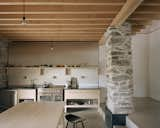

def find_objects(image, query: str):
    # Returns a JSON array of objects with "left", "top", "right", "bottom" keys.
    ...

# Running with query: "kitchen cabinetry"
[
  {"left": 0, "top": 89, "right": 17, "bottom": 111},
  {"left": 17, "top": 89, "right": 36, "bottom": 103},
  {"left": 37, "top": 86, "right": 64, "bottom": 102},
  {"left": 64, "top": 89, "right": 100, "bottom": 112}
]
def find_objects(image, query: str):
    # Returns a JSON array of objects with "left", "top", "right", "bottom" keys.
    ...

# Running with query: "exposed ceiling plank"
[
  {"left": 0, "top": 0, "right": 158, "bottom": 41},
  {"left": 0, "top": 0, "right": 125, "bottom": 6},
  {"left": 0, "top": 13, "right": 159, "bottom": 20},
  {"left": 136, "top": 5, "right": 160, "bottom": 13},
  {"left": 0, "top": 20, "right": 111, "bottom": 24},
  {"left": 1, "top": 5, "right": 160, "bottom": 14},
  {"left": 127, "top": 20, "right": 151, "bottom": 25},
  {"left": 0, "top": 5, "right": 122, "bottom": 12},
  {"left": 0, "top": 20, "right": 147, "bottom": 25},
  {"left": 0, "top": 24, "right": 109, "bottom": 26},
  {"left": 0, "top": 28, "right": 106, "bottom": 31},
  {"left": 6, "top": 36, "right": 101, "bottom": 41},
  {"left": 0, "top": 31, "right": 104, "bottom": 34},
  {"left": 0, "top": 14, "right": 116, "bottom": 19},
  {"left": 142, "top": 0, "right": 160, "bottom": 6},
  {"left": 11, "top": 39, "right": 100, "bottom": 42},
  {"left": 130, "top": 14, "right": 160, "bottom": 20},
  {"left": 2, "top": 34, "right": 103, "bottom": 37},
  {"left": 0, "top": 11, "right": 119, "bottom": 15},
  {"left": 1, "top": 31, "right": 103, "bottom": 35},
  {"left": 0, "top": 18, "right": 113, "bottom": 21}
]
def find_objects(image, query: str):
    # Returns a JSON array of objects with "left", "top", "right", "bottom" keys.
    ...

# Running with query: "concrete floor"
[
  {"left": 65, "top": 108, "right": 105, "bottom": 128},
  {"left": 128, "top": 98, "right": 160, "bottom": 128},
  {"left": 65, "top": 109, "right": 127, "bottom": 128},
  {"left": 64, "top": 97, "right": 160, "bottom": 128}
]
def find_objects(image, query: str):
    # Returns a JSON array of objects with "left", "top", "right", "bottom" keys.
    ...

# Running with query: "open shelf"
[{"left": 64, "top": 89, "right": 100, "bottom": 112}]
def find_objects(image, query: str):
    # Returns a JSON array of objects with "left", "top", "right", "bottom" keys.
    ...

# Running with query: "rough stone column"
[{"left": 105, "top": 23, "right": 133, "bottom": 114}]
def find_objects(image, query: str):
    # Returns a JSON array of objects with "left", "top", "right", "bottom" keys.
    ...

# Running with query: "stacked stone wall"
[{"left": 105, "top": 23, "right": 133, "bottom": 114}]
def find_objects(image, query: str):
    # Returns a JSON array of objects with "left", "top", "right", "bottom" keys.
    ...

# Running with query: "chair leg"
[
  {"left": 66, "top": 121, "right": 69, "bottom": 128},
  {"left": 73, "top": 123, "right": 76, "bottom": 128},
  {"left": 81, "top": 121, "right": 85, "bottom": 128}
]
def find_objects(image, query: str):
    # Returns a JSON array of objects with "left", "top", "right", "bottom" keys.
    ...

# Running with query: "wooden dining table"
[{"left": 0, "top": 102, "right": 64, "bottom": 128}]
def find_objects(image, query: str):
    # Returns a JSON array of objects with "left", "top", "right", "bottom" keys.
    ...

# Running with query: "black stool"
[{"left": 65, "top": 114, "right": 86, "bottom": 128}]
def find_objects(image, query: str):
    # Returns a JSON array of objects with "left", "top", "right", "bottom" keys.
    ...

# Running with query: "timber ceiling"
[{"left": 0, "top": 0, "right": 159, "bottom": 42}]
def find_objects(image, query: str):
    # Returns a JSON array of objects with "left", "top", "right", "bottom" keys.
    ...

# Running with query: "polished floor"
[{"left": 128, "top": 98, "right": 160, "bottom": 128}]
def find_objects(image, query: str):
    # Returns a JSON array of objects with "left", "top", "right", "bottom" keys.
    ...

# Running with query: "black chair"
[{"left": 65, "top": 114, "right": 86, "bottom": 128}]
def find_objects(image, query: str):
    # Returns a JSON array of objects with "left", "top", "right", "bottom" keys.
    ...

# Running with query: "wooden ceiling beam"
[
  {"left": 0, "top": 20, "right": 148, "bottom": 26},
  {"left": 0, "top": 5, "right": 122, "bottom": 12},
  {"left": 0, "top": 31, "right": 104, "bottom": 34},
  {"left": 130, "top": 14, "right": 160, "bottom": 20},
  {"left": 134, "top": 6, "right": 160, "bottom": 14},
  {"left": 0, "top": 11, "right": 118, "bottom": 15},
  {"left": 0, "top": 20, "right": 111, "bottom": 24},
  {"left": 0, "top": 0, "right": 125, "bottom": 6},
  {"left": 0, "top": 13, "right": 159, "bottom": 20},
  {"left": 0, "top": 5, "right": 160, "bottom": 14},
  {"left": 6, "top": 38, "right": 101, "bottom": 41},
  {"left": 0, "top": 0, "right": 158, "bottom": 42},
  {"left": 136, "top": 6, "right": 160, "bottom": 12},
  {"left": 0, "top": 23, "right": 109, "bottom": 26},
  {"left": 0, "top": 26, "right": 108, "bottom": 30},
  {"left": 0, "top": 28, "right": 106, "bottom": 31},
  {"left": 111, "top": 0, "right": 144, "bottom": 27},
  {"left": 127, "top": 20, "right": 151, "bottom": 25},
  {"left": 0, "top": 18, "right": 113, "bottom": 21},
  {"left": 2, "top": 33, "right": 103, "bottom": 37},
  {"left": 6, "top": 36, "right": 101, "bottom": 41},
  {"left": 0, "top": 14, "right": 116, "bottom": 19},
  {"left": 10, "top": 38, "right": 99, "bottom": 40},
  {"left": 99, "top": 0, "right": 143, "bottom": 44},
  {"left": 142, "top": 0, "right": 160, "bottom": 6},
  {"left": 10, "top": 38, "right": 100, "bottom": 42},
  {"left": 1, "top": 5, "right": 160, "bottom": 14}
]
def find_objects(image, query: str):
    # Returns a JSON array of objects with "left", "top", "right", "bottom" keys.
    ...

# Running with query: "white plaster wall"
[
  {"left": 132, "top": 20, "right": 160, "bottom": 100},
  {"left": 148, "top": 21, "right": 160, "bottom": 101},
  {"left": 7, "top": 42, "right": 99, "bottom": 89},
  {"left": 99, "top": 44, "right": 107, "bottom": 103},
  {"left": 132, "top": 34, "right": 149, "bottom": 97},
  {"left": 7, "top": 67, "right": 99, "bottom": 88},
  {"left": 9, "top": 42, "right": 98, "bottom": 66},
  {"left": 99, "top": 44, "right": 107, "bottom": 87}
]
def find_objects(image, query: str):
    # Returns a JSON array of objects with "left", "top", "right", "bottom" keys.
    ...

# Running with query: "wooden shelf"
[{"left": 6, "top": 65, "right": 98, "bottom": 69}]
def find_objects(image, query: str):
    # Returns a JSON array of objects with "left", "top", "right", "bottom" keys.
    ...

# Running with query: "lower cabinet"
[
  {"left": 64, "top": 89, "right": 100, "bottom": 112},
  {"left": 37, "top": 86, "right": 64, "bottom": 102},
  {"left": 17, "top": 89, "right": 36, "bottom": 103},
  {"left": 0, "top": 90, "right": 18, "bottom": 112}
]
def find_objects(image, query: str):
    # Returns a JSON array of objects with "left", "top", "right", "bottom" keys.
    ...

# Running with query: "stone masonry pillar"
[{"left": 105, "top": 23, "right": 133, "bottom": 114}]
